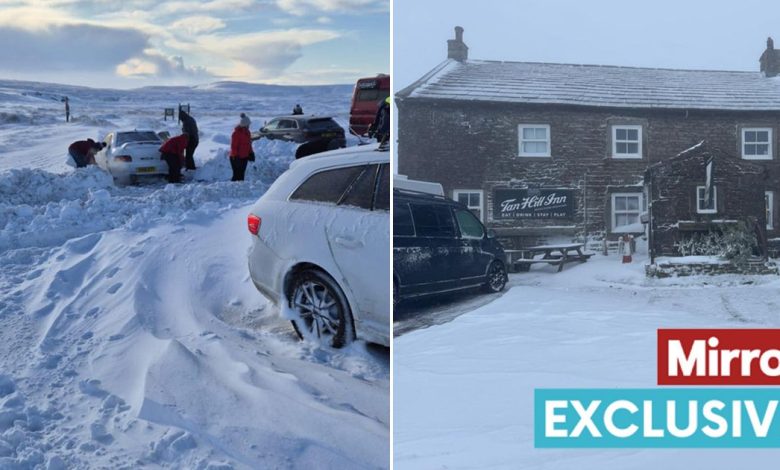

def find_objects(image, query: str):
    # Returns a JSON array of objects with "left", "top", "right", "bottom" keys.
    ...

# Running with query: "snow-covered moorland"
[{"left": 0, "top": 80, "right": 388, "bottom": 469}]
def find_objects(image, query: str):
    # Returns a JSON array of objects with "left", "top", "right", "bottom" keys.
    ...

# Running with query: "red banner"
[{"left": 658, "top": 329, "right": 780, "bottom": 385}]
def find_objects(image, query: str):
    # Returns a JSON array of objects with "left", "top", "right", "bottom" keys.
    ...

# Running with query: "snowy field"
[
  {"left": 0, "top": 80, "right": 388, "bottom": 469},
  {"left": 394, "top": 251, "right": 780, "bottom": 469}
]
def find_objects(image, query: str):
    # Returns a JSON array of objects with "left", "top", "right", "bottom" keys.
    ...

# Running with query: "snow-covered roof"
[{"left": 397, "top": 59, "right": 780, "bottom": 111}]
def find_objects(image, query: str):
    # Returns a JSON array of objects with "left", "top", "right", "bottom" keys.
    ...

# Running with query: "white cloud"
[
  {"left": 201, "top": 29, "right": 340, "bottom": 79},
  {"left": 171, "top": 16, "right": 226, "bottom": 35},
  {"left": 116, "top": 50, "right": 213, "bottom": 80},
  {"left": 275, "top": 0, "right": 387, "bottom": 15},
  {"left": 180, "top": 28, "right": 341, "bottom": 79},
  {"left": 158, "top": 0, "right": 258, "bottom": 15}
]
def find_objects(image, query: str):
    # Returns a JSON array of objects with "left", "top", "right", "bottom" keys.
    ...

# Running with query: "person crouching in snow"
[
  {"left": 159, "top": 132, "right": 189, "bottom": 183},
  {"left": 230, "top": 113, "right": 254, "bottom": 182},
  {"left": 68, "top": 138, "right": 102, "bottom": 168}
]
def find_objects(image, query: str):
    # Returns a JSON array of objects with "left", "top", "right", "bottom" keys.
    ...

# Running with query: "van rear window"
[
  {"left": 410, "top": 204, "right": 456, "bottom": 238},
  {"left": 356, "top": 89, "right": 390, "bottom": 103}
]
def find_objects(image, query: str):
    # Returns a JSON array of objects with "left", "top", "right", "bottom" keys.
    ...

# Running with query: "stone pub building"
[{"left": 396, "top": 28, "right": 780, "bottom": 256}]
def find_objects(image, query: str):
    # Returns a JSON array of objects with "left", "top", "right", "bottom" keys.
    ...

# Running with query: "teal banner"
[{"left": 535, "top": 388, "right": 780, "bottom": 447}]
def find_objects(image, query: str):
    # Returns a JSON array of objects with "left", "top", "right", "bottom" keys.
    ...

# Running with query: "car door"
[
  {"left": 325, "top": 163, "right": 389, "bottom": 338},
  {"left": 408, "top": 202, "right": 460, "bottom": 293},
  {"left": 393, "top": 199, "right": 431, "bottom": 295},
  {"left": 262, "top": 119, "right": 280, "bottom": 138},
  {"left": 279, "top": 119, "right": 298, "bottom": 141},
  {"left": 453, "top": 208, "right": 490, "bottom": 283}
]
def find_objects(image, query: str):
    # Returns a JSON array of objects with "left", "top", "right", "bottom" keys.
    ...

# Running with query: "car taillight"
[
  {"left": 113, "top": 155, "right": 133, "bottom": 162},
  {"left": 247, "top": 214, "right": 261, "bottom": 235}
]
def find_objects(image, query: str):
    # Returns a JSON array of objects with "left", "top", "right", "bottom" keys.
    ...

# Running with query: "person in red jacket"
[
  {"left": 230, "top": 113, "right": 254, "bottom": 181},
  {"left": 159, "top": 132, "right": 189, "bottom": 183}
]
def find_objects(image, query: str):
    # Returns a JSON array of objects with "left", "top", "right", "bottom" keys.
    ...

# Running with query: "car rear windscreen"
[
  {"left": 305, "top": 118, "right": 340, "bottom": 131},
  {"left": 116, "top": 131, "right": 161, "bottom": 146}
]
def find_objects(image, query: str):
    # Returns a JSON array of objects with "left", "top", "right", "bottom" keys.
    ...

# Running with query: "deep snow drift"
[
  {"left": 0, "top": 79, "right": 388, "bottom": 469},
  {"left": 394, "top": 253, "right": 780, "bottom": 470}
]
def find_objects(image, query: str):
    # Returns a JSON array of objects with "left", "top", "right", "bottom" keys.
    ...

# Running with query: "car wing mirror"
[{"left": 486, "top": 229, "right": 497, "bottom": 238}]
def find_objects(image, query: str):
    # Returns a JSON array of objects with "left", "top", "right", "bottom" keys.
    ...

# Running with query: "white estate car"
[
  {"left": 247, "top": 144, "right": 390, "bottom": 347},
  {"left": 95, "top": 130, "right": 167, "bottom": 184}
]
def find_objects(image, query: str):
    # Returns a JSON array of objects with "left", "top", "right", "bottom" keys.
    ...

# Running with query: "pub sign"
[{"left": 493, "top": 188, "right": 574, "bottom": 219}]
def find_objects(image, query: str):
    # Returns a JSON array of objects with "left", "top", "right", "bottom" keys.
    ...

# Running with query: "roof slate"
[{"left": 397, "top": 59, "right": 780, "bottom": 111}]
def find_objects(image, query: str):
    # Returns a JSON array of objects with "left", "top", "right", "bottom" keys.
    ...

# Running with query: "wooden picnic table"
[{"left": 512, "top": 243, "right": 594, "bottom": 273}]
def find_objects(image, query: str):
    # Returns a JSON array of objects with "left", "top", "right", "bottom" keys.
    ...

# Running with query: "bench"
[{"left": 512, "top": 243, "right": 594, "bottom": 273}]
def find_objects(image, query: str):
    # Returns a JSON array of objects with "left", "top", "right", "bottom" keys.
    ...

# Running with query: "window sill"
[
  {"left": 610, "top": 155, "right": 643, "bottom": 160},
  {"left": 517, "top": 154, "right": 552, "bottom": 158},
  {"left": 741, "top": 155, "right": 773, "bottom": 160},
  {"left": 696, "top": 210, "right": 718, "bottom": 215}
]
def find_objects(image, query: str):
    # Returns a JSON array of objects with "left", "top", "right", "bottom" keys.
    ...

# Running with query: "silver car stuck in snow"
[{"left": 247, "top": 144, "right": 390, "bottom": 347}]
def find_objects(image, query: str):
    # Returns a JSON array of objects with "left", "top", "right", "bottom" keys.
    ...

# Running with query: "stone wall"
[{"left": 396, "top": 99, "right": 780, "bottom": 243}]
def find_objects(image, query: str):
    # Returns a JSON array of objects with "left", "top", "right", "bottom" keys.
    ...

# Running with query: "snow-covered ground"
[
  {"left": 0, "top": 79, "right": 388, "bottom": 469},
  {"left": 394, "top": 251, "right": 780, "bottom": 469}
]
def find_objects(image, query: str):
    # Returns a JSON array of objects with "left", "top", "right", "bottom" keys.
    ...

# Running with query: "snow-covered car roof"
[{"left": 289, "top": 142, "right": 387, "bottom": 169}]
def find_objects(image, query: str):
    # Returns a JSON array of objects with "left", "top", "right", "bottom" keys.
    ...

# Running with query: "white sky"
[{"left": 393, "top": 0, "right": 780, "bottom": 91}]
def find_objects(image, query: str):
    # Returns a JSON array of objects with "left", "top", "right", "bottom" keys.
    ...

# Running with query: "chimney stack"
[
  {"left": 447, "top": 26, "right": 468, "bottom": 62},
  {"left": 760, "top": 36, "right": 780, "bottom": 77}
]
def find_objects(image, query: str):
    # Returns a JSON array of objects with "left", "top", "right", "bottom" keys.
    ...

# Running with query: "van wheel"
[
  {"left": 288, "top": 269, "right": 355, "bottom": 348},
  {"left": 484, "top": 261, "right": 507, "bottom": 293}
]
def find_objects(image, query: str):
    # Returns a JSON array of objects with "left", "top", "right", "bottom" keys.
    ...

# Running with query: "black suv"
[
  {"left": 393, "top": 189, "right": 507, "bottom": 305},
  {"left": 254, "top": 115, "right": 346, "bottom": 158}
]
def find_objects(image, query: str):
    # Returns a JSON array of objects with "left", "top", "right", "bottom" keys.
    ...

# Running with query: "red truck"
[{"left": 349, "top": 74, "right": 390, "bottom": 136}]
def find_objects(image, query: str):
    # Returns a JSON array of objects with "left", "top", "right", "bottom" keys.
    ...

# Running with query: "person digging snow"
[
  {"left": 67, "top": 138, "right": 103, "bottom": 168},
  {"left": 292, "top": 104, "right": 303, "bottom": 115},
  {"left": 229, "top": 113, "right": 254, "bottom": 182},
  {"left": 179, "top": 107, "right": 199, "bottom": 170},
  {"left": 369, "top": 96, "right": 390, "bottom": 143},
  {"left": 159, "top": 132, "right": 189, "bottom": 183}
]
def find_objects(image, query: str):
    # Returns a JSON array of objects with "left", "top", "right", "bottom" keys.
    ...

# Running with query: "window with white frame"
[
  {"left": 611, "top": 125, "right": 642, "bottom": 159},
  {"left": 611, "top": 193, "right": 643, "bottom": 232},
  {"left": 742, "top": 128, "right": 772, "bottom": 160},
  {"left": 518, "top": 124, "right": 550, "bottom": 157},
  {"left": 767, "top": 191, "right": 774, "bottom": 230},
  {"left": 696, "top": 186, "right": 718, "bottom": 214},
  {"left": 453, "top": 189, "right": 484, "bottom": 221}
]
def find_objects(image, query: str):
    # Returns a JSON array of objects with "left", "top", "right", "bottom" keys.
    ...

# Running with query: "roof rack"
[{"left": 393, "top": 187, "right": 450, "bottom": 200}]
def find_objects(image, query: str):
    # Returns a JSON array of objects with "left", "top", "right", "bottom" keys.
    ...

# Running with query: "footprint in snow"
[
  {"left": 106, "top": 267, "right": 120, "bottom": 279},
  {"left": 107, "top": 283, "right": 122, "bottom": 294},
  {"left": 129, "top": 250, "right": 144, "bottom": 258}
]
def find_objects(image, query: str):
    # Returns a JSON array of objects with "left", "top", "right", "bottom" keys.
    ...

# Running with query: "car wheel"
[
  {"left": 288, "top": 269, "right": 355, "bottom": 348},
  {"left": 484, "top": 261, "right": 507, "bottom": 293}
]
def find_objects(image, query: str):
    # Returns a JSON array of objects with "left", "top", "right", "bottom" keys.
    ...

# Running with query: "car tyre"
[
  {"left": 288, "top": 269, "right": 355, "bottom": 348},
  {"left": 484, "top": 261, "right": 507, "bottom": 293}
]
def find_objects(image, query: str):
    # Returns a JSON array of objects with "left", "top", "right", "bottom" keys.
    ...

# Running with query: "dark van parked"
[{"left": 393, "top": 189, "right": 508, "bottom": 305}]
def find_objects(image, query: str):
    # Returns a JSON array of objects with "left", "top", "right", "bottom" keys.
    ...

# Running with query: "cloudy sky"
[
  {"left": 394, "top": 0, "right": 780, "bottom": 90},
  {"left": 0, "top": 0, "right": 388, "bottom": 88}
]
